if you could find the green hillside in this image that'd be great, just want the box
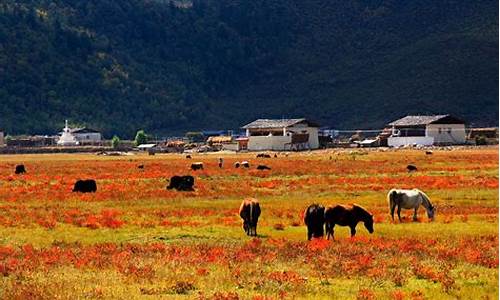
[0,0,497,137]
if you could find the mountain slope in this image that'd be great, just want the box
[0,0,497,137]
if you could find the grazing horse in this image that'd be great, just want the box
[239,198,261,236]
[324,204,374,239]
[304,204,325,240]
[387,188,435,222]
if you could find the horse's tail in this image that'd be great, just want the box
[387,189,397,208]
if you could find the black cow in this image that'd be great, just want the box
[73,179,97,193]
[239,198,261,236]
[138,164,144,169]
[256,165,271,170]
[167,175,195,191]
[15,164,26,174]
[407,164,418,172]
[191,162,204,170]
[186,155,192,159]
[304,204,325,240]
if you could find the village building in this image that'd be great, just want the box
[467,127,499,145]
[242,118,320,151]
[387,115,466,147]
[70,127,102,145]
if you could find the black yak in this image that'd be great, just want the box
[304,204,325,240]
[15,164,26,174]
[239,198,261,236]
[406,164,418,172]
[191,162,204,171]
[73,179,97,193]
[256,165,271,170]
[167,175,195,191]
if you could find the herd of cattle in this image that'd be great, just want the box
[10,152,429,239]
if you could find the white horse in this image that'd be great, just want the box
[387,188,435,222]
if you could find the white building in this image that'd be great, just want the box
[70,127,102,144]
[57,120,79,146]
[242,118,320,151]
[387,115,466,147]
[0,130,4,147]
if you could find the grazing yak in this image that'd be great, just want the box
[15,164,26,174]
[186,155,192,159]
[239,198,261,236]
[234,162,241,168]
[138,164,144,169]
[425,150,433,155]
[191,162,204,171]
[73,179,97,193]
[256,153,271,158]
[304,204,325,240]
[167,175,194,191]
[406,164,418,172]
[256,165,271,171]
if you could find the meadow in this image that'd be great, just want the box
[0,148,497,299]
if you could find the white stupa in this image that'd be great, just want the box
[57,120,79,146]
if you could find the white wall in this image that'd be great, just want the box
[248,136,291,151]
[74,133,102,143]
[388,136,434,147]
[0,132,4,147]
[426,124,466,145]
[222,143,239,151]
[286,125,319,149]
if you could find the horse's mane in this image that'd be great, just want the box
[414,189,433,208]
[351,204,373,217]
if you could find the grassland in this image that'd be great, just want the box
[0,148,497,299]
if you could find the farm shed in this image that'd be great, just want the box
[242,118,320,151]
[387,115,466,147]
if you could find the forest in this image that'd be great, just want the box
[0,0,497,137]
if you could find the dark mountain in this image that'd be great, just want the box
[0,0,497,137]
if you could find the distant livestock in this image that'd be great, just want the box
[324,204,374,239]
[167,175,195,191]
[234,162,241,168]
[73,179,97,193]
[241,161,250,168]
[425,150,433,155]
[15,164,26,174]
[191,162,204,171]
[218,158,224,168]
[138,164,144,169]
[406,164,417,172]
[304,204,325,240]
[239,198,261,236]
[256,165,271,171]
[186,155,192,159]
[256,153,271,158]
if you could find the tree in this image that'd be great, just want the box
[134,130,148,146]
[111,135,121,149]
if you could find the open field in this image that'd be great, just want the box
[0,148,497,299]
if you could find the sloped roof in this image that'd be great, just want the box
[388,115,464,126]
[207,136,233,143]
[70,127,100,133]
[242,118,319,129]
